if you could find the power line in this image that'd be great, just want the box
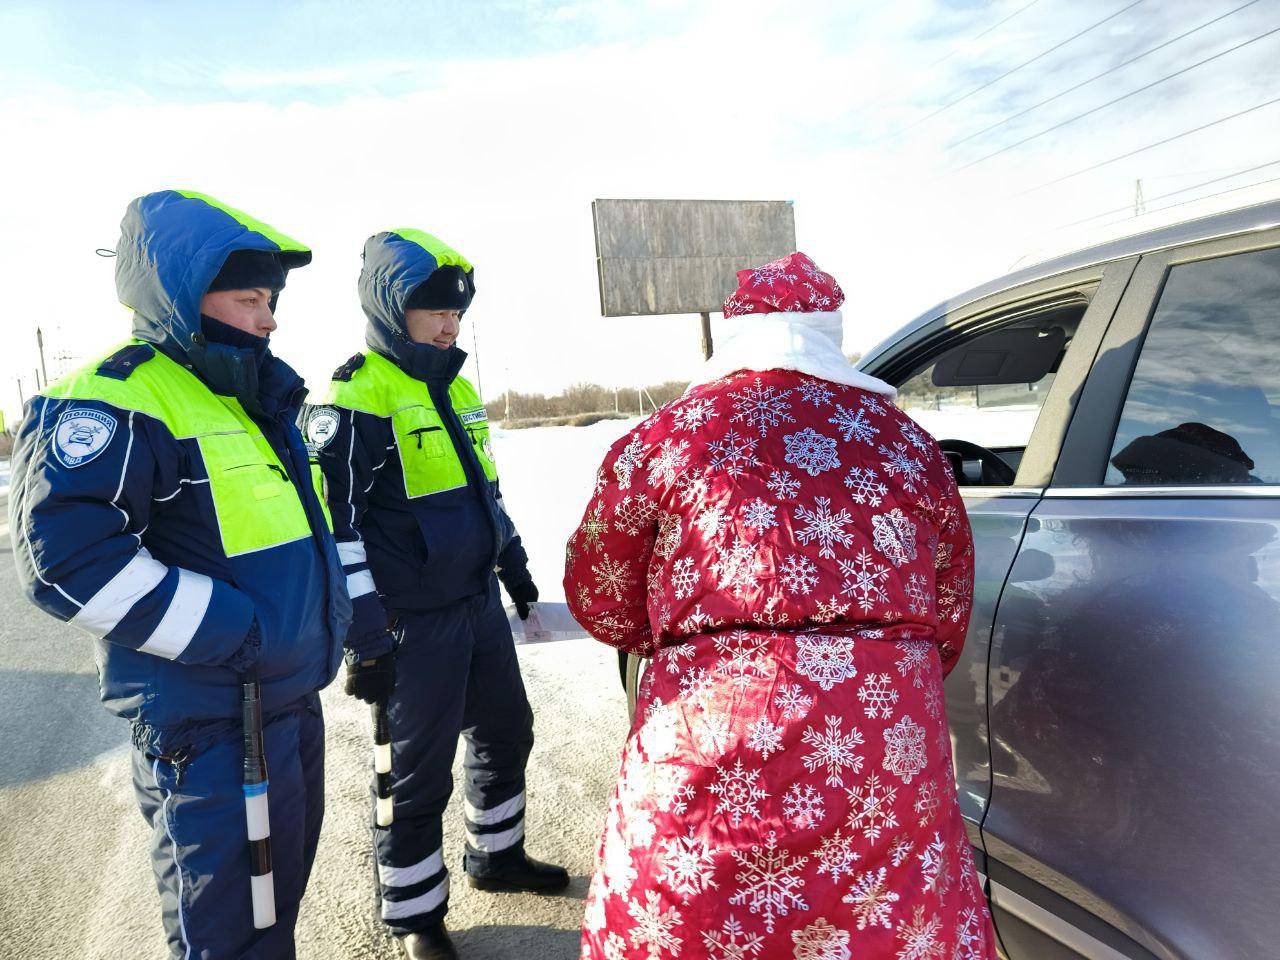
[1016,94,1280,195]
[1144,165,1269,180]
[1057,158,1280,228]
[929,0,1046,68]
[1096,171,1280,227]
[948,0,1264,150]
[956,24,1280,171]
[903,0,1148,133]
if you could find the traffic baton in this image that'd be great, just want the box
[242,673,276,928]
[372,699,394,827]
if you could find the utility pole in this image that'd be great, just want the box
[36,327,48,388]
[1134,179,1146,217]
[469,325,483,399]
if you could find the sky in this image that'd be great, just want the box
[3,0,1280,427]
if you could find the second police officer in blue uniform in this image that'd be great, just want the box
[308,229,568,960]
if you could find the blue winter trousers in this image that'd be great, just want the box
[375,579,536,936]
[132,694,325,959]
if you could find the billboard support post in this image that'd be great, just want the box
[700,311,713,360]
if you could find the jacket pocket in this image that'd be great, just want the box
[198,432,311,556]
[391,405,467,498]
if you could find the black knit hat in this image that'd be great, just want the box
[404,264,474,313]
[207,249,287,294]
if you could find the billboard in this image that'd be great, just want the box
[593,199,796,317]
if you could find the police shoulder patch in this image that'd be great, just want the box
[306,406,341,449]
[53,407,118,468]
[331,353,366,382]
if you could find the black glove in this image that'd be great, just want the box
[344,650,395,704]
[508,580,539,621]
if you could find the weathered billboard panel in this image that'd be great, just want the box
[593,199,796,316]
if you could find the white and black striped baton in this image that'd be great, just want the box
[242,674,276,928]
[372,699,394,827]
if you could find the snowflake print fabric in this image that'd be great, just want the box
[784,427,841,477]
[730,379,796,437]
[566,366,992,959]
[720,252,845,318]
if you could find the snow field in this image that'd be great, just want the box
[490,418,641,600]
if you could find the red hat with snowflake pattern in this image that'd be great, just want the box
[722,252,844,318]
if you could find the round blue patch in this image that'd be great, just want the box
[53,408,118,469]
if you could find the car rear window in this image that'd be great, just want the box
[1106,246,1280,486]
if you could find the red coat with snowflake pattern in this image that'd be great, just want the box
[564,367,997,960]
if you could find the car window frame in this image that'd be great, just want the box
[863,258,1137,493]
[1050,227,1280,495]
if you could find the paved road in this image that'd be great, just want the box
[0,493,630,959]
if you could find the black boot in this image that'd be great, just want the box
[402,923,458,960]
[464,851,570,893]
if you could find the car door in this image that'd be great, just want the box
[862,257,1137,860]
[981,228,1280,960]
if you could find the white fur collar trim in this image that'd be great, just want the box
[690,310,897,398]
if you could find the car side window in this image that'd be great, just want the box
[895,306,1084,485]
[1106,247,1280,486]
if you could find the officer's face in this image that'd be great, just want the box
[200,287,278,338]
[405,309,461,350]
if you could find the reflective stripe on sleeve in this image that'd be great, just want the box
[346,569,376,599]
[336,540,367,567]
[138,568,213,660]
[70,549,168,637]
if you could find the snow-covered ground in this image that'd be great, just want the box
[0,459,9,499]
[490,418,640,600]
[898,404,1041,451]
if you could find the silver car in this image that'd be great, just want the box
[855,200,1280,960]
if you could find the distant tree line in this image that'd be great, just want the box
[486,380,691,424]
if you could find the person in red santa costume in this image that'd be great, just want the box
[565,252,998,960]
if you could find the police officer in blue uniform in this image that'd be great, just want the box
[308,229,567,960]
[8,190,351,959]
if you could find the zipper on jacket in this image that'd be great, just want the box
[256,410,345,654]
[408,425,443,449]
[428,381,502,565]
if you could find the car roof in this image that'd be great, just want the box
[861,198,1280,366]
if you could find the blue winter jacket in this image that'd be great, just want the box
[306,231,531,654]
[7,191,351,756]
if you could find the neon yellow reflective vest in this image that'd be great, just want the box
[45,341,331,555]
[319,349,498,498]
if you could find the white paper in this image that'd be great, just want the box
[506,602,590,644]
